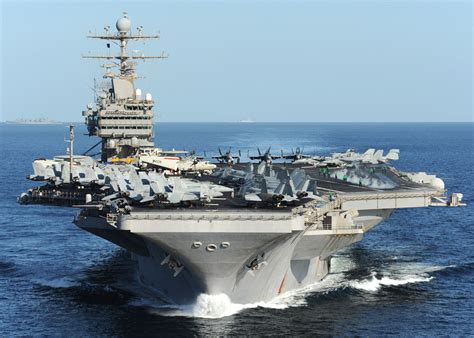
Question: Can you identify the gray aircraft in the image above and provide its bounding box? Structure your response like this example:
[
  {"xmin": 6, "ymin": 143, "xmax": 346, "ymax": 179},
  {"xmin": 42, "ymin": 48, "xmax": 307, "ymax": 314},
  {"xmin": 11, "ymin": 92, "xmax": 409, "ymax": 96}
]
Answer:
[
  {"xmin": 281, "ymin": 147, "xmax": 311, "ymax": 162},
  {"xmin": 212, "ymin": 147, "xmax": 241, "ymax": 165},
  {"xmin": 249, "ymin": 147, "xmax": 281, "ymax": 164},
  {"xmin": 294, "ymin": 148, "xmax": 400, "ymax": 168},
  {"xmin": 211, "ymin": 162, "xmax": 321, "ymax": 206},
  {"xmin": 330, "ymin": 148, "xmax": 400, "ymax": 164}
]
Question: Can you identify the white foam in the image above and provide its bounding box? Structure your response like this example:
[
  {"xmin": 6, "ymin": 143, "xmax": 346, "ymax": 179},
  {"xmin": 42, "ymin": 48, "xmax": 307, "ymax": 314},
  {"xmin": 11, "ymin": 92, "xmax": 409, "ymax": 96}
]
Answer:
[
  {"xmin": 132, "ymin": 255, "xmax": 352, "ymax": 318},
  {"xmin": 133, "ymin": 259, "xmax": 447, "ymax": 318},
  {"xmin": 350, "ymin": 272, "xmax": 433, "ymax": 292},
  {"xmin": 187, "ymin": 294, "xmax": 255, "ymax": 318},
  {"xmin": 140, "ymin": 270, "xmax": 348, "ymax": 319},
  {"xmin": 145, "ymin": 294, "xmax": 260, "ymax": 318},
  {"xmin": 33, "ymin": 277, "xmax": 79, "ymax": 288},
  {"xmin": 330, "ymin": 254, "xmax": 356, "ymax": 274},
  {"xmin": 149, "ymin": 291, "xmax": 311, "ymax": 319}
]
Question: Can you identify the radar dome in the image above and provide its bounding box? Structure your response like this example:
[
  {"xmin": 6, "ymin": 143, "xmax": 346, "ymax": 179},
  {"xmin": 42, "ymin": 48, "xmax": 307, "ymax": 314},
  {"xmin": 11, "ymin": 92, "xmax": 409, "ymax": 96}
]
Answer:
[
  {"xmin": 116, "ymin": 14, "xmax": 131, "ymax": 33},
  {"xmin": 430, "ymin": 178, "xmax": 445, "ymax": 191}
]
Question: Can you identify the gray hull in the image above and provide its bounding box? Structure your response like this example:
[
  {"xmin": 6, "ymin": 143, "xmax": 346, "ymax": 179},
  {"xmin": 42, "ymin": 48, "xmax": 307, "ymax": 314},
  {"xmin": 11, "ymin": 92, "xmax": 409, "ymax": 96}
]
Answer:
[{"xmin": 75, "ymin": 208, "xmax": 391, "ymax": 304}]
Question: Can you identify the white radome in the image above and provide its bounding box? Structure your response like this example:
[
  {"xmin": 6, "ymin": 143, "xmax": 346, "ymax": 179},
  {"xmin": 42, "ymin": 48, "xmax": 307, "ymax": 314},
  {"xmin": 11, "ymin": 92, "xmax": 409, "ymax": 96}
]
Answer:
[
  {"xmin": 116, "ymin": 15, "xmax": 131, "ymax": 33},
  {"xmin": 430, "ymin": 177, "xmax": 445, "ymax": 190},
  {"xmin": 135, "ymin": 88, "xmax": 142, "ymax": 100}
]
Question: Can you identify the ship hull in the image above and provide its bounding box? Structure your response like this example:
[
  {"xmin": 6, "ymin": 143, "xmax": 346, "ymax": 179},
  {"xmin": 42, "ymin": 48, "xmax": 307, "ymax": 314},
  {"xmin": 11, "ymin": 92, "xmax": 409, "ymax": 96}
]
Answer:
[{"xmin": 75, "ymin": 208, "xmax": 392, "ymax": 304}]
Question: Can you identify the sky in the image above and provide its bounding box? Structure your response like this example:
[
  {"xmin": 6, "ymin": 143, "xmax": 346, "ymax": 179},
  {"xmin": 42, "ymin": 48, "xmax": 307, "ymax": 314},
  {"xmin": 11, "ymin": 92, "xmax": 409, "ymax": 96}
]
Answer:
[{"xmin": 0, "ymin": 0, "xmax": 472, "ymax": 122}]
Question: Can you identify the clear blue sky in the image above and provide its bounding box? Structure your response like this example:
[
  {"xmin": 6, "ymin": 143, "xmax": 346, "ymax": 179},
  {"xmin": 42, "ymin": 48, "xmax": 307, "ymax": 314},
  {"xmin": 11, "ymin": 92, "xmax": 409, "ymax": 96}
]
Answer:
[{"xmin": 1, "ymin": 0, "xmax": 472, "ymax": 122}]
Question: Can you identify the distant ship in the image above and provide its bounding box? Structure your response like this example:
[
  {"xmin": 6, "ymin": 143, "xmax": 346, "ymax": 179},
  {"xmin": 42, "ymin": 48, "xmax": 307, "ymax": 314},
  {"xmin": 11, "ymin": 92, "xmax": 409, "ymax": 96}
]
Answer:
[
  {"xmin": 239, "ymin": 118, "xmax": 254, "ymax": 123},
  {"xmin": 5, "ymin": 118, "xmax": 62, "ymax": 125}
]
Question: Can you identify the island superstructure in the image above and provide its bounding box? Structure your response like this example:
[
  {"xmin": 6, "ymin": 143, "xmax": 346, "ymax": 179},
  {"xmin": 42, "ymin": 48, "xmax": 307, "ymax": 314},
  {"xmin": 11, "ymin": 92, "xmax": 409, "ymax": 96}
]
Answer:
[
  {"xmin": 18, "ymin": 14, "xmax": 465, "ymax": 305},
  {"xmin": 82, "ymin": 13, "xmax": 167, "ymax": 162}
]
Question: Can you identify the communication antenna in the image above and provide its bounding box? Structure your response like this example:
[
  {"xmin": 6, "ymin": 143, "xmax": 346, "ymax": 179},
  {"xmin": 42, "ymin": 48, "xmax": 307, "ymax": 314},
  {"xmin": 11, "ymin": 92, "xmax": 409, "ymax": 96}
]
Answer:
[
  {"xmin": 68, "ymin": 125, "xmax": 74, "ymax": 183},
  {"xmin": 83, "ymin": 12, "xmax": 168, "ymax": 79}
]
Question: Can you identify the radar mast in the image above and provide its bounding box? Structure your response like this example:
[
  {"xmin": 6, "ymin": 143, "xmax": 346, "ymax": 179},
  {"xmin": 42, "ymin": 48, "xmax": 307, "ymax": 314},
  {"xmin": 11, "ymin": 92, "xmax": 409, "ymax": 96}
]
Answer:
[
  {"xmin": 82, "ymin": 13, "xmax": 167, "ymax": 162},
  {"xmin": 84, "ymin": 12, "xmax": 167, "ymax": 79}
]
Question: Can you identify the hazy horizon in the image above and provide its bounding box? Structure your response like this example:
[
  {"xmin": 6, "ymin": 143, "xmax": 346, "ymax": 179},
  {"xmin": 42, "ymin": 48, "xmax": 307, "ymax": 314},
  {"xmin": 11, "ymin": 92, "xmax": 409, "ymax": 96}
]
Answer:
[
  {"xmin": 1, "ymin": 0, "xmax": 472, "ymax": 123},
  {"xmin": 5, "ymin": 119, "xmax": 474, "ymax": 123}
]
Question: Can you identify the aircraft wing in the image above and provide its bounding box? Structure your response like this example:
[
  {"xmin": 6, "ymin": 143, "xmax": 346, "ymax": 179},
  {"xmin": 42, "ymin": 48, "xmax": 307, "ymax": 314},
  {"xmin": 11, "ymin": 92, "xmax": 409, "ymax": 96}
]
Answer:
[
  {"xmin": 244, "ymin": 193, "xmax": 262, "ymax": 202},
  {"xmin": 160, "ymin": 150, "xmax": 188, "ymax": 155},
  {"xmin": 167, "ymin": 191, "xmax": 199, "ymax": 204}
]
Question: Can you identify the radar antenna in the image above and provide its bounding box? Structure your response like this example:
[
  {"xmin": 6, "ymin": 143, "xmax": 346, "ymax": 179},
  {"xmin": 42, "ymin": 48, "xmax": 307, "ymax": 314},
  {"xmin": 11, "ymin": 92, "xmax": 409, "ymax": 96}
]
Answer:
[{"xmin": 83, "ymin": 12, "xmax": 168, "ymax": 79}]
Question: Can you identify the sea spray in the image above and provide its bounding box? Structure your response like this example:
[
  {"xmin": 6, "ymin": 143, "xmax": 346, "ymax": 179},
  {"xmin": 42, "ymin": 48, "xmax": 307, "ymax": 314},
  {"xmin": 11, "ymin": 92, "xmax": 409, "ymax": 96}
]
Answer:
[
  {"xmin": 350, "ymin": 271, "xmax": 433, "ymax": 292},
  {"xmin": 135, "ymin": 259, "xmax": 451, "ymax": 319}
]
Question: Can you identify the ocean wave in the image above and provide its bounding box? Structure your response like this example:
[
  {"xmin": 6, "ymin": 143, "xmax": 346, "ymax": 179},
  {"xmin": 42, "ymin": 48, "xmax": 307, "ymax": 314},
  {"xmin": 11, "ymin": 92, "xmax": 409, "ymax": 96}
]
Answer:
[
  {"xmin": 32, "ymin": 277, "xmax": 80, "ymax": 289},
  {"xmin": 349, "ymin": 272, "xmax": 432, "ymax": 292},
  {"xmin": 387, "ymin": 262, "xmax": 457, "ymax": 275},
  {"xmin": 33, "ymin": 276, "xmax": 131, "ymax": 305},
  {"xmin": 0, "ymin": 260, "xmax": 17, "ymax": 275},
  {"xmin": 429, "ymin": 262, "xmax": 473, "ymax": 277},
  {"xmin": 347, "ymin": 262, "xmax": 461, "ymax": 292},
  {"xmin": 130, "ymin": 259, "xmax": 454, "ymax": 318},
  {"xmin": 134, "ymin": 266, "xmax": 349, "ymax": 319},
  {"xmin": 137, "ymin": 293, "xmax": 293, "ymax": 319}
]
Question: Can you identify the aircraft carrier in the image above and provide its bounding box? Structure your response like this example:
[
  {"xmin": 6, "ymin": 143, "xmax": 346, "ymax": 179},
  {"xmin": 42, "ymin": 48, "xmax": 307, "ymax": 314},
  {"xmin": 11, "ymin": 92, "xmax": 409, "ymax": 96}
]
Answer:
[{"xmin": 19, "ymin": 14, "xmax": 465, "ymax": 305}]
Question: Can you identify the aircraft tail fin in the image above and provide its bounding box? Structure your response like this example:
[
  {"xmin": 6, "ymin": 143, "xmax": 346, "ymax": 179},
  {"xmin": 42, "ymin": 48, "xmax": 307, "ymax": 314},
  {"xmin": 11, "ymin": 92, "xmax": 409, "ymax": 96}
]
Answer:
[
  {"xmin": 374, "ymin": 149, "xmax": 384, "ymax": 160},
  {"xmin": 363, "ymin": 148, "xmax": 376, "ymax": 156},
  {"xmin": 386, "ymin": 149, "xmax": 400, "ymax": 161}
]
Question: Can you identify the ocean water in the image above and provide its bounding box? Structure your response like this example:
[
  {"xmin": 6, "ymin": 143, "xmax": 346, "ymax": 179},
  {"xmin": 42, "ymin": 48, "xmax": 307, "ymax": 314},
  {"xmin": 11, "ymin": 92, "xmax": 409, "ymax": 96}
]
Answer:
[{"xmin": 0, "ymin": 122, "xmax": 472, "ymax": 336}]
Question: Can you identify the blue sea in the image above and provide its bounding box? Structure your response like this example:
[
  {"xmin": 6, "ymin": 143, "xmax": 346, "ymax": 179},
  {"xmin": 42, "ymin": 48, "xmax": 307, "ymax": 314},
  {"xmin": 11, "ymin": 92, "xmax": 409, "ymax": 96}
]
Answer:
[{"xmin": 0, "ymin": 122, "xmax": 472, "ymax": 336}]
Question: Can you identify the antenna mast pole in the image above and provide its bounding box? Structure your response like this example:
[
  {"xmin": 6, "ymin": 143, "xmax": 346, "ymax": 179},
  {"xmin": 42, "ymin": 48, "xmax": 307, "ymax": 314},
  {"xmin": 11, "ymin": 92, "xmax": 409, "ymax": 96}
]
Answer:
[
  {"xmin": 69, "ymin": 125, "xmax": 74, "ymax": 183},
  {"xmin": 83, "ymin": 12, "xmax": 168, "ymax": 79}
]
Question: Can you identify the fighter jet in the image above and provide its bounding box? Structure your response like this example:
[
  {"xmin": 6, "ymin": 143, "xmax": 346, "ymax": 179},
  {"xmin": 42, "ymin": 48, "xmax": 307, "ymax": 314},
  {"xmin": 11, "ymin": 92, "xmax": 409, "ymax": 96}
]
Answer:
[
  {"xmin": 249, "ymin": 147, "xmax": 281, "ymax": 164},
  {"xmin": 99, "ymin": 167, "xmax": 232, "ymax": 205},
  {"xmin": 337, "ymin": 148, "xmax": 400, "ymax": 164},
  {"xmin": 138, "ymin": 149, "xmax": 216, "ymax": 174},
  {"xmin": 281, "ymin": 147, "xmax": 311, "ymax": 162},
  {"xmin": 28, "ymin": 159, "xmax": 57, "ymax": 181},
  {"xmin": 295, "ymin": 148, "xmax": 400, "ymax": 168},
  {"xmin": 379, "ymin": 149, "xmax": 400, "ymax": 162},
  {"xmin": 212, "ymin": 147, "xmax": 241, "ymax": 165},
  {"xmin": 176, "ymin": 154, "xmax": 216, "ymax": 173},
  {"xmin": 229, "ymin": 164, "xmax": 321, "ymax": 206}
]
